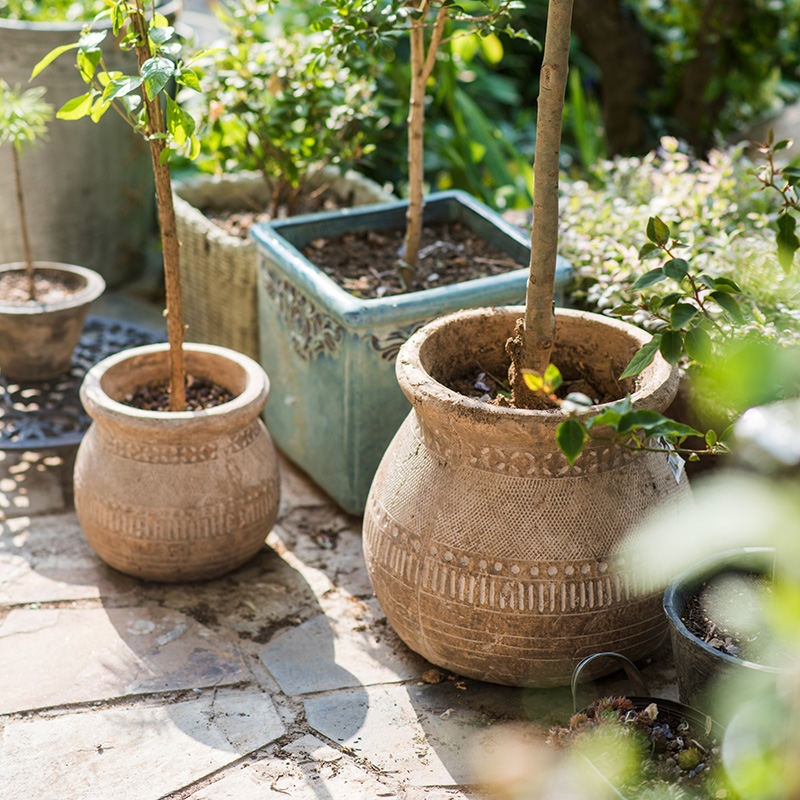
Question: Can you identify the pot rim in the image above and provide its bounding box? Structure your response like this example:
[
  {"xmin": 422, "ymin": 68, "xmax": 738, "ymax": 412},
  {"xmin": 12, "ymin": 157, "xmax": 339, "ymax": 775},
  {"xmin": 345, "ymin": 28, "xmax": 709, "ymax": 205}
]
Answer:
[
  {"xmin": 663, "ymin": 546, "xmax": 785, "ymax": 674},
  {"xmin": 80, "ymin": 342, "xmax": 269, "ymax": 425},
  {"xmin": 396, "ymin": 305, "xmax": 677, "ymax": 421},
  {"xmin": 0, "ymin": 262, "xmax": 105, "ymax": 315}
]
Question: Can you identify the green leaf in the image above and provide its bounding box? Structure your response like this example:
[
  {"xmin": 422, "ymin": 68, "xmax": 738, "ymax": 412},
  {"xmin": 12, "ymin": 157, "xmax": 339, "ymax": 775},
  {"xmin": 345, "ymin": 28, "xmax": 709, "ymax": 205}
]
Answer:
[
  {"xmin": 165, "ymin": 95, "xmax": 195, "ymax": 147},
  {"xmin": 617, "ymin": 409, "xmax": 670, "ymax": 434},
  {"xmin": 705, "ymin": 429, "xmax": 718, "ymax": 447},
  {"xmin": 56, "ymin": 92, "xmax": 94, "ymax": 121},
  {"xmin": 148, "ymin": 25, "xmax": 175, "ymax": 44},
  {"xmin": 79, "ymin": 30, "xmax": 106, "ymax": 51},
  {"xmin": 773, "ymin": 139, "xmax": 793, "ymax": 153},
  {"xmin": 659, "ymin": 292, "xmax": 683, "ymax": 308},
  {"xmin": 90, "ymin": 95, "xmax": 110, "ymax": 122},
  {"xmin": 710, "ymin": 291, "xmax": 744, "ymax": 323},
  {"xmin": 684, "ymin": 326, "xmax": 713, "ymax": 363},
  {"xmin": 783, "ymin": 165, "xmax": 800, "ymax": 185},
  {"xmin": 522, "ymin": 370, "xmax": 544, "ymax": 392},
  {"xmin": 638, "ymin": 242, "xmax": 661, "ymax": 260},
  {"xmin": 31, "ymin": 43, "xmax": 79, "ymax": 79},
  {"xmin": 713, "ymin": 276, "xmax": 742, "ymax": 293},
  {"xmin": 176, "ymin": 68, "xmax": 201, "ymax": 92},
  {"xmin": 620, "ymin": 337, "xmax": 660, "ymax": 379},
  {"xmin": 670, "ymin": 303, "xmax": 698, "ymax": 330},
  {"xmin": 102, "ymin": 76, "xmax": 142, "ymax": 103},
  {"xmin": 543, "ymin": 363, "xmax": 562, "ymax": 391},
  {"xmin": 659, "ymin": 330, "xmax": 684, "ymax": 364},
  {"xmin": 77, "ymin": 48, "xmax": 102, "ymax": 82},
  {"xmin": 631, "ymin": 268, "xmax": 665, "ymax": 291},
  {"xmin": 776, "ymin": 211, "xmax": 800, "ymax": 272},
  {"xmin": 663, "ymin": 258, "xmax": 689, "ymax": 281},
  {"xmin": 609, "ymin": 303, "xmax": 638, "ymax": 317},
  {"xmin": 697, "ymin": 274, "xmax": 716, "ymax": 290},
  {"xmin": 556, "ymin": 420, "xmax": 585, "ymax": 466},
  {"xmin": 646, "ymin": 216, "xmax": 670, "ymax": 246},
  {"xmin": 141, "ymin": 56, "xmax": 175, "ymax": 101}
]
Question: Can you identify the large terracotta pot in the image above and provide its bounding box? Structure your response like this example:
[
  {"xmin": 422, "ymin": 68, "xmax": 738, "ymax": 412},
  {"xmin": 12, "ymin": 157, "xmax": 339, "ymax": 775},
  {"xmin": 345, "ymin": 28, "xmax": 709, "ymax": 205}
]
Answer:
[
  {"xmin": 74, "ymin": 343, "xmax": 280, "ymax": 582},
  {"xmin": 0, "ymin": 262, "xmax": 105, "ymax": 382},
  {"xmin": 363, "ymin": 306, "xmax": 692, "ymax": 687}
]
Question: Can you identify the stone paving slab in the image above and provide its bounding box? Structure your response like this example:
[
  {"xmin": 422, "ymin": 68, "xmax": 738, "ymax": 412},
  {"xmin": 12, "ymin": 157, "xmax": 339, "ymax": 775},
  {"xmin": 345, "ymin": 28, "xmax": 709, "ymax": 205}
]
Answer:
[
  {"xmin": 259, "ymin": 598, "xmax": 430, "ymax": 695},
  {"xmin": 0, "ymin": 606, "xmax": 250, "ymax": 713},
  {"xmin": 0, "ymin": 511, "xmax": 139, "ymax": 604},
  {"xmin": 0, "ymin": 687, "xmax": 284, "ymax": 800}
]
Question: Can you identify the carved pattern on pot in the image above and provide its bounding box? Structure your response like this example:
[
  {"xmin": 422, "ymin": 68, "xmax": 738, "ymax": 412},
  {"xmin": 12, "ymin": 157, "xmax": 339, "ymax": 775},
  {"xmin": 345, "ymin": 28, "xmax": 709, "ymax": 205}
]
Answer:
[
  {"xmin": 262, "ymin": 270, "xmax": 343, "ymax": 360},
  {"xmin": 366, "ymin": 498, "xmax": 657, "ymax": 615},
  {"xmin": 79, "ymin": 484, "xmax": 276, "ymax": 542},
  {"xmin": 370, "ymin": 321, "xmax": 431, "ymax": 362},
  {"xmin": 413, "ymin": 416, "xmax": 634, "ymax": 476},
  {"xmin": 100, "ymin": 421, "xmax": 262, "ymax": 464}
]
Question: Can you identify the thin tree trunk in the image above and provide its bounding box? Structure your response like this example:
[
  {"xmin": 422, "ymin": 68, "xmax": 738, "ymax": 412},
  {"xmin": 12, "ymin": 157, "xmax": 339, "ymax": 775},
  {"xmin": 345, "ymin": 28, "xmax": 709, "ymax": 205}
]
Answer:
[
  {"xmin": 404, "ymin": 1, "xmax": 447, "ymax": 276},
  {"xmin": 12, "ymin": 147, "xmax": 36, "ymax": 301},
  {"xmin": 512, "ymin": 0, "xmax": 573, "ymax": 404},
  {"xmin": 572, "ymin": 0, "xmax": 659, "ymax": 155},
  {"xmin": 132, "ymin": 3, "xmax": 186, "ymax": 412}
]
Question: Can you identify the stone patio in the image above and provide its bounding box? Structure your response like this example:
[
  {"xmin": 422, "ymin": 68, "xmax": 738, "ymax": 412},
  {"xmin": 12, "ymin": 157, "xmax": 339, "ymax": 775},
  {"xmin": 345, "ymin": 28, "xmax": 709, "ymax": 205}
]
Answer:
[{"xmin": 0, "ymin": 380, "xmax": 680, "ymax": 799}]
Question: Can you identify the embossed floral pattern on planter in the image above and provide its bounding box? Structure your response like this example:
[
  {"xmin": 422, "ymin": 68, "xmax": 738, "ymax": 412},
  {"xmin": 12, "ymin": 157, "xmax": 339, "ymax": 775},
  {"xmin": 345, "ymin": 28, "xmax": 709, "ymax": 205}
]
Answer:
[{"xmin": 252, "ymin": 191, "xmax": 573, "ymax": 515}]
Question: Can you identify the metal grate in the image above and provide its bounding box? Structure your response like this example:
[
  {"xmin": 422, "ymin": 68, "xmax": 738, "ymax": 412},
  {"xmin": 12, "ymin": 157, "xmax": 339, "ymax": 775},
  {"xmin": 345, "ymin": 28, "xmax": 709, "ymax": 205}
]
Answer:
[{"xmin": 0, "ymin": 316, "xmax": 165, "ymax": 450}]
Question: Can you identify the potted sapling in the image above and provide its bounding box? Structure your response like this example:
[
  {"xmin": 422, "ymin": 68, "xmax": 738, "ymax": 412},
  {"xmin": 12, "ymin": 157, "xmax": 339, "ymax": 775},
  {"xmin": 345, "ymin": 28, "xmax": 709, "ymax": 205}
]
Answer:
[
  {"xmin": 35, "ymin": 0, "xmax": 280, "ymax": 582},
  {"xmin": 251, "ymin": 0, "xmax": 572, "ymax": 515},
  {"xmin": 361, "ymin": 0, "xmax": 693, "ymax": 688},
  {"xmin": 0, "ymin": 79, "xmax": 105, "ymax": 382},
  {"xmin": 174, "ymin": 0, "xmax": 392, "ymax": 361}
]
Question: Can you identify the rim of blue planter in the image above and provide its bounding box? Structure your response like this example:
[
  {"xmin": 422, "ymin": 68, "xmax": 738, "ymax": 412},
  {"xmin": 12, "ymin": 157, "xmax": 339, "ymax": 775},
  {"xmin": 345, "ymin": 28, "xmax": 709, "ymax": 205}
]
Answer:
[
  {"xmin": 663, "ymin": 546, "xmax": 784, "ymax": 674},
  {"xmin": 250, "ymin": 189, "xmax": 572, "ymax": 330}
]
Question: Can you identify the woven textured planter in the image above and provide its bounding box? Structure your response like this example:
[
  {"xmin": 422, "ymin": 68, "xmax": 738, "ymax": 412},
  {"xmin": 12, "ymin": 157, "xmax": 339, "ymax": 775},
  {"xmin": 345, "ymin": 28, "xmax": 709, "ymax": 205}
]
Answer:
[
  {"xmin": 74, "ymin": 343, "xmax": 280, "ymax": 582},
  {"xmin": 0, "ymin": 1, "xmax": 180, "ymax": 286},
  {"xmin": 0, "ymin": 262, "xmax": 105, "ymax": 381},
  {"xmin": 363, "ymin": 306, "xmax": 692, "ymax": 687},
  {"xmin": 174, "ymin": 168, "xmax": 394, "ymax": 360}
]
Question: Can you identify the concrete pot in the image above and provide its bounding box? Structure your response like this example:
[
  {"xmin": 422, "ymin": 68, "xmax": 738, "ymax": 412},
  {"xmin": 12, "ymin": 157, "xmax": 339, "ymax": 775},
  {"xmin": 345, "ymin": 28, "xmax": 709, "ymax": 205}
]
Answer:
[
  {"xmin": 663, "ymin": 547, "xmax": 786, "ymax": 720},
  {"xmin": 0, "ymin": 0, "xmax": 180, "ymax": 286},
  {"xmin": 74, "ymin": 343, "xmax": 280, "ymax": 582},
  {"xmin": 174, "ymin": 168, "xmax": 394, "ymax": 360},
  {"xmin": 252, "ymin": 190, "xmax": 573, "ymax": 515},
  {"xmin": 0, "ymin": 262, "xmax": 105, "ymax": 381},
  {"xmin": 363, "ymin": 306, "xmax": 692, "ymax": 687}
]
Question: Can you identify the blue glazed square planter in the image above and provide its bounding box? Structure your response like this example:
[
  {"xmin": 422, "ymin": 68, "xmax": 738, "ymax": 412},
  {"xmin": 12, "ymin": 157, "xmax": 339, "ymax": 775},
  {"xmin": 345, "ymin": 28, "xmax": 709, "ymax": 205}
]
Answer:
[{"xmin": 252, "ymin": 190, "xmax": 572, "ymax": 515}]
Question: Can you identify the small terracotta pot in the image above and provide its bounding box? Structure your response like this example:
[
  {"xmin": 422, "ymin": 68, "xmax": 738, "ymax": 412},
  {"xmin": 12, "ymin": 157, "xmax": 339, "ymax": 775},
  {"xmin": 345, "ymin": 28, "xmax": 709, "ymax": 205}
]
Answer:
[
  {"xmin": 74, "ymin": 343, "xmax": 280, "ymax": 582},
  {"xmin": 0, "ymin": 262, "xmax": 105, "ymax": 382},
  {"xmin": 363, "ymin": 307, "xmax": 692, "ymax": 687}
]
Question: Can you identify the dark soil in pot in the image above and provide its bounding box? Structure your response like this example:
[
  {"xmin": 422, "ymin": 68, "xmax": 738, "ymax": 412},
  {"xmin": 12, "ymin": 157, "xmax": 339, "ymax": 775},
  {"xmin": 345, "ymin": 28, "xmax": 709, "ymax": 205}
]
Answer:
[
  {"xmin": 302, "ymin": 221, "xmax": 523, "ymax": 299},
  {"xmin": 124, "ymin": 375, "xmax": 235, "ymax": 411},
  {"xmin": 681, "ymin": 570, "xmax": 774, "ymax": 662}
]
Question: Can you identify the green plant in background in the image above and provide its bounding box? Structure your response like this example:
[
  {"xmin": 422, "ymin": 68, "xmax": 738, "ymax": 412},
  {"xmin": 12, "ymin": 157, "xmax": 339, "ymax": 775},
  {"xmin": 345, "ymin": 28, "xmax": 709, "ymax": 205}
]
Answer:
[
  {"xmin": 192, "ymin": 0, "xmax": 380, "ymax": 217},
  {"xmin": 316, "ymin": 0, "xmax": 534, "ymax": 282},
  {"xmin": 0, "ymin": 0, "xmax": 106, "ymax": 22},
  {"xmin": 34, "ymin": 0, "xmax": 215, "ymax": 410},
  {"xmin": 0, "ymin": 80, "xmax": 53, "ymax": 301}
]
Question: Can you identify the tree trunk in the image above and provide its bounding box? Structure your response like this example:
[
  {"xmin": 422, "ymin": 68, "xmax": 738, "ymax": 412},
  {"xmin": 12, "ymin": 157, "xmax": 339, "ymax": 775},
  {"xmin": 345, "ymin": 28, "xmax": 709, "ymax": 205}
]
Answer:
[
  {"xmin": 12, "ymin": 147, "xmax": 36, "ymax": 301},
  {"xmin": 510, "ymin": 0, "xmax": 573, "ymax": 406},
  {"xmin": 572, "ymin": 0, "xmax": 660, "ymax": 155},
  {"xmin": 132, "ymin": 3, "xmax": 186, "ymax": 412},
  {"xmin": 404, "ymin": 6, "xmax": 426, "ymax": 274},
  {"xmin": 672, "ymin": 0, "xmax": 748, "ymax": 153}
]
